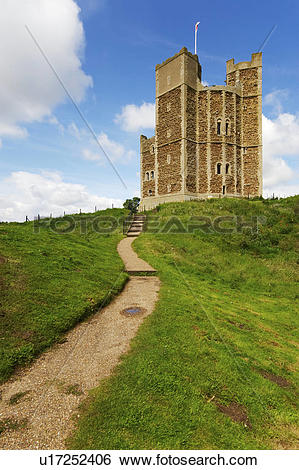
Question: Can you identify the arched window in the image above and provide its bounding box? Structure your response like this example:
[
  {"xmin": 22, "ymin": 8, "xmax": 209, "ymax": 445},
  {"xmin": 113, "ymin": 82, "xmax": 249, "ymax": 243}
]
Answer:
[
  {"xmin": 151, "ymin": 170, "xmax": 155, "ymax": 180},
  {"xmin": 217, "ymin": 119, "xmax": 221, "ymax": 135},
  {"xmin": 146, "ymin": 172, "xmax": 149, "ymax": 181},
  {"xmin": 222, "ymin": 185, "xmax": 226, "ymax": 195},
  {"xmin": 148, "ymin": 189, "xmax": 153, "ymax": 196},
  {"xmin": 216, "ymin": 163, "xmax": 222, "ymax": 175},
  {"xmin": 225, "ymin": 163, "xmax": 230, "ymax": 174},
  {"xmin": 225, "ymin": 120, "xmax": 229, "ymax": 136}
]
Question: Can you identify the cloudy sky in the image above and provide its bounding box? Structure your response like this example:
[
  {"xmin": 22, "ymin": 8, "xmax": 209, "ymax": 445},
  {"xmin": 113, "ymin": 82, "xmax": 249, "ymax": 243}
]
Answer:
[{"xmin": 0, "ymin": 0, "xmax": 298, "ymax": 221}]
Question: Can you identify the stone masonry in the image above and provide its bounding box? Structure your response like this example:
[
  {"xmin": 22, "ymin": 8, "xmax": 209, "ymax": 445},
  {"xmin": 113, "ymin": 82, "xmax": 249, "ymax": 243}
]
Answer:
[{"xmin": 140, "ymin": 47, "xmax": 262, "ymax": 210}]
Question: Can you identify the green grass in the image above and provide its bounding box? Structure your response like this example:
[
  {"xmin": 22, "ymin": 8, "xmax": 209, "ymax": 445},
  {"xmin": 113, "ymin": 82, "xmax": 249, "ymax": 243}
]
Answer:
[
  {"xmin": 69, "ymin": 196, "xmax": 299, "ymax": 450},
  {"xmin": 0, "ymin": 208, "xmax": 129, "ymax": 382}
]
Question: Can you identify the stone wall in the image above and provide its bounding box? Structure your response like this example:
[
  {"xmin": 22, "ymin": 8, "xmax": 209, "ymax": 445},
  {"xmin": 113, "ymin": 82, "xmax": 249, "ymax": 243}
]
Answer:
[
  {"xmin": 226, "ymin": 70, "xmax": 236, "ymax": 87},
  {"xmin": 210, "ymin": 143, "xmax": 223, "ymax": 194},
  {"xmin": 186, "ymin": 87, "xmax": 197, "ymax": 141},
  {"xmin": 198, "ymin": 143, "xmax": 208, "ymax": 193},
  {"xmin": 156, "ymin": 87, "xmax": 181, "ymax": 146},
  {"xmin": 198, "ymin": 91, "xmax": 208, "ymax": 141},
  {"xmin": 157, "ymin": 141, "xmax": 182, "ymax": 194},
  {"xmin": 186, "ymin": 141, "xmax": 197, "ymax": 193},
  {"xmin": 242, "ymin": 96, "xmax": 259, "ymax": 146},
  {"xmin": 236, "ymin": 95, "xmax": 242, "ymax": 146},
  {"xmin": 239, "ymin": 67, "xmax": 258, "ymax": 95},
  {"xmin": 225, "ymin": 143, "xmax": 235, "ymax": 194},
  {"xmin": 236, "ymin": 147, "xmax": 242, "ymax": 194},
  {"xmin": 209, "ymin": 91, "xmax": 223, "ymax": 141},
  {"xmin": 141, "ymin": 136, "xmax": 155, "ymax": 198},
  {"xmin": 243, "ymin": 148, "xmax": 260, "ymax": 197},
  {"xmin": 224, "ymin": 92, "xmax": 235, "ymax": 145}
]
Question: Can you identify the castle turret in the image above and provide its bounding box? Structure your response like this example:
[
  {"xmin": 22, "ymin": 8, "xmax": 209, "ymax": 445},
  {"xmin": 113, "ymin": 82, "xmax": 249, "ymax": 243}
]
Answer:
[{"xmin": 226, "ymin": 53, "xmax": 263, "ymax": 197}]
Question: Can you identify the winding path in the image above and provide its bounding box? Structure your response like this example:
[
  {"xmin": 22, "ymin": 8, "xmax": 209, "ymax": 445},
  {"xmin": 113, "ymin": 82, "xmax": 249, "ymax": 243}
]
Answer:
[{"xmin": 0, "ymin": 236, "xmax": 160, "ymax": 449}]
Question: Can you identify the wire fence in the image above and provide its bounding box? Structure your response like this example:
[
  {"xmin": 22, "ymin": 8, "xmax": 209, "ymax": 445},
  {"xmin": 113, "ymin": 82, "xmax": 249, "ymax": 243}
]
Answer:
[{"xmin": 24, "ymin": 204, "xmax": 116, "ymax": 223}]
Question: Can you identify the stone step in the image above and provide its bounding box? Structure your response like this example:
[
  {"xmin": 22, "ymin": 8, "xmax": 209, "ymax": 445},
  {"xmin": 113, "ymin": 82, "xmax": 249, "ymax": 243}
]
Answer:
[
  {"xmin": 125, "ymin": 215, "xmax": 146, "ymax": 238},
  {"xmin": 127, "ymin": 231, "xmax": 141, "ymax": 237}
]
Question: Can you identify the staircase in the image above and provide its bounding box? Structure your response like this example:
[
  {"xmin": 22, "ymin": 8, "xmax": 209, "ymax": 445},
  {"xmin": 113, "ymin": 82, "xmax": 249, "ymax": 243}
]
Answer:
[{"xmin": 126, "ymin": 213, "xmax": 146, "ymax": 237}]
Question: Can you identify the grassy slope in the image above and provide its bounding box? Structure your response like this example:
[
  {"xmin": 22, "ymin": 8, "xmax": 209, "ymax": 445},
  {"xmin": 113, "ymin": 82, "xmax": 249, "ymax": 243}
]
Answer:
[
  {"xmin": 0, "ymin": 208, "xmax": 128, "ymax": 382},
  {"xmin": 70, "ymin": 197, "xmax": 298, "ymax": 450}
]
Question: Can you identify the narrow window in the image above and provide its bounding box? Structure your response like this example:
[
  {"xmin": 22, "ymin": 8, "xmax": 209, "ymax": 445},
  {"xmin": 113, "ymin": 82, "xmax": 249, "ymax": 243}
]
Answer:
[
  {"xmin": 148, "ymin": 189, "xmax": 152, "ymax": 196},
  {"xmin": 152, "ymin": 145, "xmax": 155, "ymax": 154},
  {"xmin": 222, "ymin": 185, "xmax": 226, "ymax": 195},
  {"xmin": 167, "ymin": 184, "xmax": 171, "ymax": 193},
  {"xmin": 151, "ymin": 170, "xmax": 154, "ymax": 180},
  {"xmin": 225, "ymin": 121, "xmax": 229, "ymax": 135},
  {"xmin": 167, "ymin": 154, "xmax": 171, "ymax": 164},
  {"xmin": 217, "ymin": 120, "xmax": 221, "ymax": 135},
  {"xmin": 216, "ymin": 163, "xmax": 222, "ymax": 175},
  {"xmin": 226, "ymin": 163, "xmax": 230, "ymax": 174},
  {"xmin": 146, "ymin": 172, "xmax": 149, "ymax": 181}
]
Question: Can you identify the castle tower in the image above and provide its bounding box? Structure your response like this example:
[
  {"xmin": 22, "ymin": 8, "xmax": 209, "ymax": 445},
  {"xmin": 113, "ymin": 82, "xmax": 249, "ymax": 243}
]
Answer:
[{"xmin": 140, "ymin": 48, "xmax": 262, "ymax": 210}]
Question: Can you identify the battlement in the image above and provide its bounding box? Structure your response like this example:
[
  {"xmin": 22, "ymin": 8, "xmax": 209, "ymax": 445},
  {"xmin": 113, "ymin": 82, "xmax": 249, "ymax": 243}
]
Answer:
[{"xmin": 226, "ymin": 52, "xmax": 262, "ymax": 74}]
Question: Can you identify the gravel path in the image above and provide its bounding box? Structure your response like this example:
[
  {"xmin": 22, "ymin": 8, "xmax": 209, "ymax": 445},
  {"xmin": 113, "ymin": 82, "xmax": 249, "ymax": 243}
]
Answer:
[
  {"xmin": 0, "ymin": 238, "xmax": 160, "ymax": 449},
  {"xmin": 117, "ymin": 237, "xmax": 156, "ymax": 273}
]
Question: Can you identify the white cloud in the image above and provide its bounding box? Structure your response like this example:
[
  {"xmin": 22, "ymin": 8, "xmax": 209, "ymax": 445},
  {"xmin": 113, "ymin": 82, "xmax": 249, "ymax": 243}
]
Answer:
[
  {"xmin": 68, "ymin": 122, "xmax": 85, "ymax": 140},
  {"xmin": 48, "ymin": 116, "xmax": 65, "ymax": 134},
  {"xmin": 262, "ymin": 111, "xmax": 299, "ymax": 195},
  {"xmin": 263, "ymin": 112, "xmax": 299, "ymax": 159},
  {"xmin": 82, "ymin": 148, "xmax": 103, "ymax": 163},
  {"xmin": 263, "ymin": 89, "xmax": 288, "ymax": 115},
  {"xmin": 115, "ymin": 103, "xmax": 155, "ymax": 132},
  {"xmin": 0, "ymin": 171, "xmax": 123, "ymax": 222},
  {"xmin": 82, "ymin": 132, "xmax": 136, "ymax": 164},
  {"xmin": 0, "ymin": 0, "xmax": 92, "ymax": 143}
]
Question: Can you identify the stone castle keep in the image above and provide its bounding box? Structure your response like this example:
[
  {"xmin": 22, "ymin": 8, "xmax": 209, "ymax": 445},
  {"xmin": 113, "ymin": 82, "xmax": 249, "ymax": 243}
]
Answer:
[{"xmin": 140, "ymin": 47, "xmax": 262, "ymax": 210}]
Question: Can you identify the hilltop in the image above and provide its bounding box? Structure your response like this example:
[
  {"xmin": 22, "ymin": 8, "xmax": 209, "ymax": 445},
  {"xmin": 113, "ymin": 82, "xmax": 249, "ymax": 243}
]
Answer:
[{"xmin": 70, "ymin": 196, "xmax": 299, "ymax": 449}]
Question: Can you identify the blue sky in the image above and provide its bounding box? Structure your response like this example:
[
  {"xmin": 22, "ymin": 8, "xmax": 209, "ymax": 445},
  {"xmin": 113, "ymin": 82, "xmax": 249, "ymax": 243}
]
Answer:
[{"xmin": 0, "ymin": 0, "xmax": 298, "ymax": 221}]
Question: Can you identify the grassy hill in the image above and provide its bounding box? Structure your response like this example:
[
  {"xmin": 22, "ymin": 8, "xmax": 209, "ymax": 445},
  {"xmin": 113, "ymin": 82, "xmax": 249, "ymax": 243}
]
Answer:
[
  {"xmin": 0, "ymin": 208, "xmax": 128, "ymax": 382},
  {"xmin": 70, "ymin": 196, "xmax": 298, "ymax": 449}
]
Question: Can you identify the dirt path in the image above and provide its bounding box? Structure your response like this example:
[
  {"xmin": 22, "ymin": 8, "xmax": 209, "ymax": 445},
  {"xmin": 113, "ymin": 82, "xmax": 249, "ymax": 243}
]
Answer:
[{"xmin": 0, "ymin": 238, "xmax": 160, "ymax": 449}]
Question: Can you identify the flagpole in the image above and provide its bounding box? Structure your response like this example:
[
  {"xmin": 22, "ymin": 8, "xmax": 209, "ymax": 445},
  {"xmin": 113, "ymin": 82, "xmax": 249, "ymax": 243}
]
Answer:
[{"xmin": 195, "ymin": 21, "xmax": 200, "ymax": 56}]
